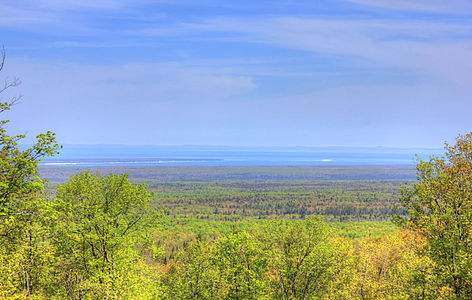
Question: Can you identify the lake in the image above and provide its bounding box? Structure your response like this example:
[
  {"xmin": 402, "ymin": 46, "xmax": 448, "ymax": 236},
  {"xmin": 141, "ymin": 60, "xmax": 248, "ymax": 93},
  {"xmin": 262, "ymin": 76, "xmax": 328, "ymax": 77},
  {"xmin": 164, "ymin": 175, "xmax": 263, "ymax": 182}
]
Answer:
[{"xmin": 40, "ymin": 145, "xmax": 443, "ymax": 166}]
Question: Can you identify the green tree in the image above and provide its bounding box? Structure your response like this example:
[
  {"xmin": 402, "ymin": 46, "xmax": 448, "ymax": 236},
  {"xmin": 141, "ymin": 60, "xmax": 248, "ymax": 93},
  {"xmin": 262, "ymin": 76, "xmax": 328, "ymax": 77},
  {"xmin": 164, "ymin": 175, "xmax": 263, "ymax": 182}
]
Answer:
[
  {"xmin": 214, "ymin": 231, "xmax": 270, "ymax": 299},
  {"xmin": 349, "ymin": 230, "xmax": 433, "ymax": 299},
  {"xmin": 162, "ymin": 238, "xmax": 223, "ymax": 299},
  {"xmin": 397, "ymin": 132, "xmax": 472, "ymax": 298},
  {"xmin": 0, "ymin": 47, "xmax": 60, "ymax": 214},
  {"xmin": 50, "ymin": 171, "xmax": 160, "ymax": 299},
  {"xmin": 0, "ymin": 46, "xmax": 61, "ymax": 298},
  {"xmin": 260, "ymin": 217, "xmax": 336, "ymax": 299}
]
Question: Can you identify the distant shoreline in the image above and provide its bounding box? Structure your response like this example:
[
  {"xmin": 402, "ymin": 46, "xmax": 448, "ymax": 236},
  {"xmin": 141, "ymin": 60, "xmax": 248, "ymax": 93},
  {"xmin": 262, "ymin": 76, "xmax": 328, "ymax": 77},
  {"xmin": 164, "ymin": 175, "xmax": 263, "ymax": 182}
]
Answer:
[{"xmin": 38, "ymin": 145, "xmax": 443, "ymax": 167}]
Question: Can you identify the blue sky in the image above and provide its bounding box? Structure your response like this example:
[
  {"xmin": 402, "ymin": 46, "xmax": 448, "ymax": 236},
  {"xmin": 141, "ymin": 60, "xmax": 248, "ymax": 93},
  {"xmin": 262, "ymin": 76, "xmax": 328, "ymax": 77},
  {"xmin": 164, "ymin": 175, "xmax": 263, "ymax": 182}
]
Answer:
[{"xmin": 1, "ymin": 0, "xmax": 471, "ymax": 147}]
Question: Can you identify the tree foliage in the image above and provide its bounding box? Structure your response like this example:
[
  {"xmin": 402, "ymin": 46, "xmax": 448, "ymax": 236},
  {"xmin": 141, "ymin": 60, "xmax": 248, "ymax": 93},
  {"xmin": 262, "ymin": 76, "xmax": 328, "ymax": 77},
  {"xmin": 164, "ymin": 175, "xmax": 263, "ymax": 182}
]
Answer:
[
  {"xmin": 4, "ymin": 46, "xmax": 472, "ymax": 299},
  {"xmin": 0, "ymin": 46, "xmax": 61, "ymax": 298},
  {"xmin": 50, "ymin": 171, "xmax": 160, "ymax": 298},
  {"xmin": 261, "ymin": 217, "xmax": 336, "ymax": 299},
  {"xmin": 397, "ymin": 132, "xmax": 472, "ymax": 298},
  {"xmin": 0, "ymin": 47, "xmax": 60, "ymax": 213}
]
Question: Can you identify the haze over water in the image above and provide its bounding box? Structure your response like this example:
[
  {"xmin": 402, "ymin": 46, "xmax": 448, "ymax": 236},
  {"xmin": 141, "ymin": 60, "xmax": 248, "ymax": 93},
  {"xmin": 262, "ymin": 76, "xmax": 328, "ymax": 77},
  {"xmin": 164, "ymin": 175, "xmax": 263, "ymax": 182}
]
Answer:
[{"xmin": 41, "ymin": 145, "xmax": 443, "ymax": 166}]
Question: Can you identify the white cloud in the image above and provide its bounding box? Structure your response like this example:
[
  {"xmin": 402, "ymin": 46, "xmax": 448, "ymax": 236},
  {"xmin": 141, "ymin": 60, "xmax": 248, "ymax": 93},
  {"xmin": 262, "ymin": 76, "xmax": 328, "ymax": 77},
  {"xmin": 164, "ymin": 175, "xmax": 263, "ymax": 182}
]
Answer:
[
  {"xmin": 131, "ymin": 16, "xmax": 472, "ymax": 85},
  {"xmin": 5, "ymin": 59, "xmax": 256, "ymax": 104},
  {"xmin": 0, "ymin": 3, "xmax": 54, "ymax": 26},
  {"xmin": 4, "ymin": 0, "xmax": 150, "ymax": 12},
  {"xmin": 345, "ymin": 0, "xmax": 472, "ymax": 14},
  {"xmin": 0, "ymin": 0, "xmax": 155, "ymax": 29}
]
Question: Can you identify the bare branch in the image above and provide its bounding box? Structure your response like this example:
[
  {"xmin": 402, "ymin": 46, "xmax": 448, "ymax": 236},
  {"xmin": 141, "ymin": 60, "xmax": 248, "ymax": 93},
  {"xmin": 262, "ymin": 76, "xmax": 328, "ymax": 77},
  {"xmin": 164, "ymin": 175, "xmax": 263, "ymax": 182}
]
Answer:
[
  {"xmin": 0, "ymin": 47, "xmax": 22, "ymax": 111},
  {"xmin": 0, "ymin": 46, "xmax": 5, "ymax": 72},
  {"xmin": 0, "ymin": 77, "xmax": 21, "ymax": 93}
]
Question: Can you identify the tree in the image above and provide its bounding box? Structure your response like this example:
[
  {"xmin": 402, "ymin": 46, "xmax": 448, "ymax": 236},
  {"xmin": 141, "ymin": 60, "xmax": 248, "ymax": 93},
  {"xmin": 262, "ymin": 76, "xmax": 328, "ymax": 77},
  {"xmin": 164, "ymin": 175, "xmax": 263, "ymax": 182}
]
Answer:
[
  {"xmin": 50, "ymin": 171, "xmax": 160, "ymax": 298},
  {"xmin": 349, "ymin": 230, "xmax": 433, "ymax": 299},
  {"xmin": 162, "ymin": 238, "xmax": 223, "ymax": 299},
  {"xmin": 0, "ymin": 46, "xmax": 60, "ymax": 213},
  {"xmin": 260, "ymin": 217, "xmax": 336, "ymax": 299},
  {"xmin": 214, "ymin": 231, "xmax": 270, "ymax": 299},
  {"xmin": 397, "ymin": 132, "xmax": 472, "ymax": 298},
  {"xmin": 0, "ymin": 46, "xmax": 61, "ymax": 298}
]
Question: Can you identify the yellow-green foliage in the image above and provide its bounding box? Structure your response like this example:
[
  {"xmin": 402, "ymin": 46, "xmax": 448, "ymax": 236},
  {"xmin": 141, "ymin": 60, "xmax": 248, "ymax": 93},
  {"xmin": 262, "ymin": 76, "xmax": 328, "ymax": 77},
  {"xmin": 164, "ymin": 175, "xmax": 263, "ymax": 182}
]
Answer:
[
  {"xmin": 0, "ymin": 85, "xmax": 60, "ymax": 297},
  {"xmin": 348, "ymin": 230, "xmax": 432, "ymax": 299},
  {"xmin": 1, "ymin": 73, "xmax": 472, "ymax": 300},
  {"xmin": 398, "ymin": 133, "xmax": 472, "ymax": 298},
  {"xmin": 49, "ymin": 171, "xmax": 162, "ymax": 299}
]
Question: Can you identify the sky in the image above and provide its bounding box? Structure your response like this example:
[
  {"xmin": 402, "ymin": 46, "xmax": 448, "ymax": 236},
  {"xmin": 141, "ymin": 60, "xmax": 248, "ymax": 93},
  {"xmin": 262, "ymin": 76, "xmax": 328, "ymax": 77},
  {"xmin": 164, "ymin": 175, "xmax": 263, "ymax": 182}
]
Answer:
[{"xmin": 0, "ymin": 0, "xmax": 471, "ymax": 147}]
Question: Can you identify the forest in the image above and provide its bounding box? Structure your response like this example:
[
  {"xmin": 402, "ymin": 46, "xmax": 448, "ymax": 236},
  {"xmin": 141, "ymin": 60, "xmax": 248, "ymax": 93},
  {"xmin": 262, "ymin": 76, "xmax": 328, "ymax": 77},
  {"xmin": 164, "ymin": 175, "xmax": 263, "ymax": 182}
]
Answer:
[
  {"xmin": 2, "ymin": 50, "xmax": 472, "ymax": 300},
  {"xmin": 3, "ymin": 115, "xmax": 472, "ymax": 299},
  {"xmin": 39, "ymin": 165, "xmax": 415, "ymax": 221}
]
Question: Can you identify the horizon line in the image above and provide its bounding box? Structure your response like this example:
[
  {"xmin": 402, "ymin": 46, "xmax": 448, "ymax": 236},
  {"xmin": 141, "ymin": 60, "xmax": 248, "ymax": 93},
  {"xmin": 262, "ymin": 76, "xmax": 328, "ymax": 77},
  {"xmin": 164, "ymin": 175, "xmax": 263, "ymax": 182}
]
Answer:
[{"xmin": 20, "ymin": 143, "xmax": 445, "ymax": 150}]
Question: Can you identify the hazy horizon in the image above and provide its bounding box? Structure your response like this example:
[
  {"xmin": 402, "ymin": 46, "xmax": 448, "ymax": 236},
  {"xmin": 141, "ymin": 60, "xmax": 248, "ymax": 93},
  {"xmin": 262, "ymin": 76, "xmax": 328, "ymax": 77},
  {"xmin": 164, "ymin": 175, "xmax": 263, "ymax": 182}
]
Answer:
[
  {"xmin": 36, "ymin": 144, "xmax": 444, "ymax": 166},
  {"xmin": 25, "ymin": 143, "xmax": 445, "ymax": 150}
]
